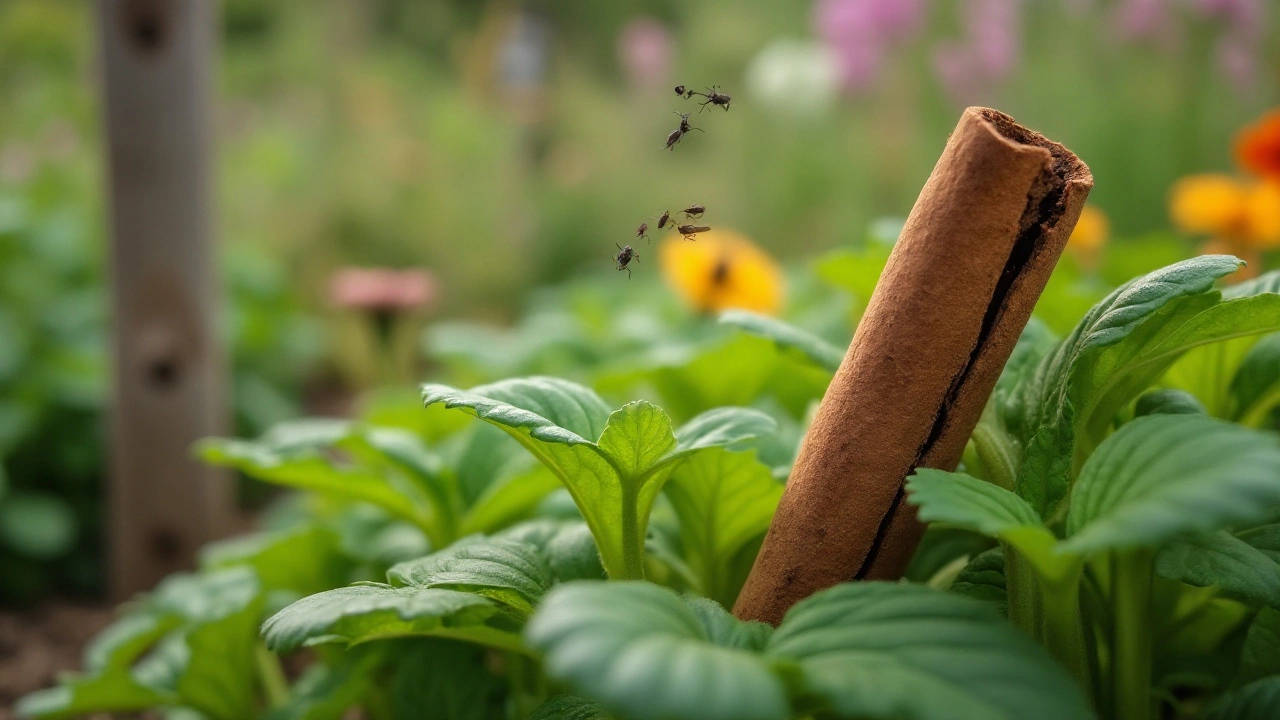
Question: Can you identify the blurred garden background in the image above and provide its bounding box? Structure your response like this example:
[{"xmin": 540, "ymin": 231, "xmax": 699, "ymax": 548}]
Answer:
[{"xmin": 0, "ymin": 0, "xmax": 1278, "ymax": 702}]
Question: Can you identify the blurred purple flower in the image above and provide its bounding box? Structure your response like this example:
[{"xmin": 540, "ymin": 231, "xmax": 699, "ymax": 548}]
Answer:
[
  {"xmin": 967, "ymin": 0, "xmax": 1021, "ymax": 78},
  {"xmin": 618, "ymin": 17, "xmax": 673, "ymax": 90},
  {"xmin": 1115, "ymin": 0, "xmax": 1169, "ymax": 39},
  {"xmin": 1191, "ymin": 0, "xmax": 1262, "ymax": 24},
  {"xmin": 812, "ymin": 0, "xmax": 928, "ymax": 91},
  {"xmin": 931, "ymin": 41, "xmax": 978, "ymax": 103},
  {"xmin": 930, "ymin": 0, "xmax": 1020, "ymax": 104},
  {"xmin": 1191, "ymin": 0, "xmax": 1265, "ymax": 92},
  {"xmin": 1216, "ymin": 34, "xmax": 1256, "ymax": 90}
]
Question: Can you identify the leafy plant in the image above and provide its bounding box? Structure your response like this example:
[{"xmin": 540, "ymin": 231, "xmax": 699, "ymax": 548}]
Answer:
[
  {"xmin": 420, "ymin": 377, "xmax": 776, "ymax": 580},
  {"xmin": 21, "ymin": 255, "xmax": 1280, "ymax": 720}
]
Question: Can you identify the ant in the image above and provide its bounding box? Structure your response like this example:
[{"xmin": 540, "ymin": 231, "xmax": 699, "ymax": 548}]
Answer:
[
  {"xmin": 674, "ymin": 111, "xmax": 702, "ymax": 134},
  {"xmin": 673, "ymin": 85, "xmax": 696, "ymax": 99},
  {"xmin": 676, "ymin": 224, "xmax": 710, "ymax": 241},
  {"xmin": 636, "ymin": 221, "xmax": 649, "ymax": 243},
  {"xmin": 662, "ymin": 113, "xmax": 703, "ymax": 150},
  {"xmin": 681, "ymin": 204, "xmax": 705, "ymax": 219},
  {"xmin": 656, "ymin": 209, "xmax": 672, "ymax": 230},
  {"xmin": 663, "ymin": 127, "xmax": 683, "ymax": 151},
  {"xmin": 614, "ymin": 243, "xmax": 638, "ymax": 278},
  {"xmin": 690, "ymin": 85, "xmax": 731, "ymax": 112}
]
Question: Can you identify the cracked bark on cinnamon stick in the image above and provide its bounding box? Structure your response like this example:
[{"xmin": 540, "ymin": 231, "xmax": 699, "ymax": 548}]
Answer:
[{"xmin": 733, "ymin": 107, "xmax": 1093, "ymax": 626}]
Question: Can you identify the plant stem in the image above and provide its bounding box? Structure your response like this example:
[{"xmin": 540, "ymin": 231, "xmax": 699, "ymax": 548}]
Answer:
[
  {"xmin": 1112, "ymin": 549, "xmax": 1154, "ymax": 720},
  {"xmin": 1038, "ymin": 569, "xmax": 1092, "ymax": 703},
  {"xmin": 618, "ymin": 486, "xmax": 646, "ymax": 580},
  {"xmin": 1002, "ymin": 543, "xmax": 1042, "ymax": 641},
  {"xmin": 970, "ymin": 422, "xmax": 1018, "ymax": 492},
  {"xmin": 254, "ymin": 642, "xmax": 289, "ymax": 709},
  {"xmin": 507, "ymin": 651, "xmax": 533, "ymax": 720},
  {"xmin": 1004, "ymin": 544, "xmax": 1094, "ymax": 707}
]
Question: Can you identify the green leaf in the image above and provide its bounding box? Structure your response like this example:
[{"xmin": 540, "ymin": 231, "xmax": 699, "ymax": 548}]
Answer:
[
  {"xmin": 147, "ymin": 568, "xmax": 265, "ymax": 720},
  {"xmin": 261, "ymin": 584, "xmax": 519, "ymax": 655},
  {"xmin": 903, "ymin": 526, "xmax": 997, "ymax": 584},
  {"xmin": 528, "ymin": 580, "xmax": 1091, "ymax": 720},
  {"xmin": 1239, "ymin": 524, "xmax": 1280, "ymax": 564},
  {"xmin": 451, "ymin": 421, "xmax": 532, "ymax": 506},
  {"xmin": 16, "ymin": 613, "xmax": 179, "ymax": 720},
  {"xmin": 425, "ymin": 376, "xmax": 611, "ymax": 443},
  {"xmin": 1018, "ymin": 256, "xmax": 1280, "ymax": 517},
  {"xmin": 596, "ymin": 401, "xmax": 677, "ymax": 477},
  {"xmin": 198, "ymin": 438, "xmax": 437, "ymax": 542},
  {"xmin": 498, "ymin": 521, "xmax": 605, "ymax": 583},
  {"xmin": 596, "ymin": 335, "xmax": 781, "ymax": 422},
  {"xmin": 82, "ymin": 612, "xmax": 180, "ymax": 673},
  {"xmin": 459, "ymin": 465, "xmax": 562, "ymax": 536},
  {"xmin": 390, "ymin": 639, "xmax": 506, "ymax": 720},
  {"xmin": 423, "ymin": 378, "xmax": 774, "ymax": 580},
  {"xmin": 1237, "ymin": 608, "xmax": 1280, "ymax": 685},
  {"xmin": 532, "ymin": 695, "xmax": 612, "ymax": 720},
  {"xmin": 718, "ymin": 310, "xmax": 844, "ymax": 373},
  {"xmin": 764, "ymin": 583, "xmax": 1095, "ymax": 720},
  {"xmin": 0, "ymin": 492, "xmax": 77, "ymax": 558},
  {"xmin": 15, "ymin": 676, "xmax": 169, "ymax": 720},
  {"xmin": 1231, "ymin": 334, "xmax": 1280, "ymax": 426},
  {"xmin": 814, "ymin": 244, "xmax": 890, "ymax": 320},
  {"xmin": 906, "ymin": 469, "xmax": 1070, "ymax": 581},
  {"xmin": 1134, "ymin": 389, "xmax": 1206, "ymax": 417},
  {"xmin": 526, "ymin": 581, "xmax": 789, "ymax": 720},
  {"xmin": 1223, "ymin": 271, "xmax": 1280, "ymax": 299},
  {"xmin": 682, "ymin": 594, "xmax": 773, "ymax": 650},
  {"xmin": 343, "ymin": 427, "xmax": 459, "ymax": 535},
  {"xmin": 18, "ymin": 570, "xmax": 262, "ymax": 720},
  {"xmin": 674, "ymin": 407, "xmax": 777, "ymax": 454},
  {"xmin": 1203, "ymin": 677, "xmax": 1280, "ymax": 720},
  {"xmin": 1062, "ymin": 415, "xmax": 1280, "ymax": 555},
  {"xmin": 951, "ymin": 547, "xmax": 1007, "ymax": 615},
  {"xmin": 386, "ymin": 537, "xmax": 552, "ymax": 617},
  {"xmin": 201, "ymin": 524, "xmax": 350, "ymax": 596},
  {"xmin": 169, "ymin": 598, "xmax": 263, "ymax": 720},
  {"xmin": 1155, "ymin": 532, "xmax": 1280, "ymax": 607},
  {"xmin": 664, "ymin": 449, "xmax": 782, "ymax": 606},
  {"xmin": 264, "ymin": 649, "xmax": 381, "ymax": 720}
]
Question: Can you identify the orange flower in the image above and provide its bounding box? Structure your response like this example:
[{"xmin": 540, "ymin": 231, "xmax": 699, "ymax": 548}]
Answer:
[
  {"xmin": 1169, "ymin": 174, "xmax": 1280, "ymax": 249},
  {"xmin": 659, "ymin": 229, "xmax": 784, "ymax": 315},
  {"xmin": 1235, "ymin": 109, "xmax": 1280, "ymax": 181}
]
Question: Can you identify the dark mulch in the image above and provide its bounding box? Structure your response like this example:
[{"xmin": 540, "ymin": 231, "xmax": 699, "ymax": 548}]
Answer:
[{"xmin": 0, "ymin": 601, "xmax": 114, "ymax": 720}]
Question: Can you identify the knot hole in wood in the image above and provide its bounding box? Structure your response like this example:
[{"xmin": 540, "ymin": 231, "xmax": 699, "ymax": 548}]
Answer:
[{"xmin": 121, "ymin": 0, "xmax": 171, "ymax": 57}]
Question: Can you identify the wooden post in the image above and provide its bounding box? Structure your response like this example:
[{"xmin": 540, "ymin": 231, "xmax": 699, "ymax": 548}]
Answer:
[{"xmin": 99, "ymin": 0, "xmax": 231, "ymax": 599}]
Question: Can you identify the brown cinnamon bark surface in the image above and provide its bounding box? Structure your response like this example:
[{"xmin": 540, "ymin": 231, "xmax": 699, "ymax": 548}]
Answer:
[{"xmin": 733, "ymin": 107, "xmax": 1093, "ymax": 625}]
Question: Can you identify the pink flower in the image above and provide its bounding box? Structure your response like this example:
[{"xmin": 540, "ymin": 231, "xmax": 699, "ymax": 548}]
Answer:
[
  {"xmin": 1217, "ymin": 33, "xmax": 1257, "ymax": 91},
  {"xmin": 967, "ymin": 0, "xmax": 1021, "ymax": 78},
  {"xmin": 930, "ymin": 0, "xmax": 1020, "ymax": 104},
  {"xmin": 618, "ymin": 17, "xmax": 673, "ymax": 90},
  {"xmin": 813, "ymin": 0, "xmax": 928, "ymax": 91},
  {"xmin": 1115, "ymin": 0, "xmax": 1169, "ymax": 39},
  {"xmin": 329, "ymin": 268, "xmax": 437, "ymax": 313},
  {"xmin": 1191, "ymin": 0, "xmax": 1262, "ymax": 24}
]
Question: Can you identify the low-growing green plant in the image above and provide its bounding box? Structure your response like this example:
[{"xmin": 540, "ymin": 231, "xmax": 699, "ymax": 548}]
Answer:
[{"xmin": 19, "ymin": 255, "xmax": 1280, "ymax": 720}]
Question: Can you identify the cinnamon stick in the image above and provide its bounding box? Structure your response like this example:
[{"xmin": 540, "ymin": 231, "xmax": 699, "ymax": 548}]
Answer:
[{"xmin": 733, "ymin": 107, "xmax": 1093, "ymax": 625}]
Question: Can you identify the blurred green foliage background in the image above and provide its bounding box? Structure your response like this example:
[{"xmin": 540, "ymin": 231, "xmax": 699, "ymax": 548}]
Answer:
[{"xmin": 0, "ymin": 0, "xmax": 1276, "ymax": 601}]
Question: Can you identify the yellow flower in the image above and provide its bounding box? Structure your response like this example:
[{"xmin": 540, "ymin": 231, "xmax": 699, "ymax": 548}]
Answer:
[
  {"xmin": 659, "ymin": 229, "xmax": 784, "ymax": 315},
  {"xmin": 1066, "ymin": 205, "xmax": 1109, "ymax": 270},
  {"xmin": 1068, "ymin": 205, "xmax": 1109, "ymax": 253},
  {"xmin": 1169, "ymin": 174, "xmax": 1280, "ymax": 249},
  {"xmin": 1244, "ymin": 181, "xmax": 1280, "ymax": 247}
]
